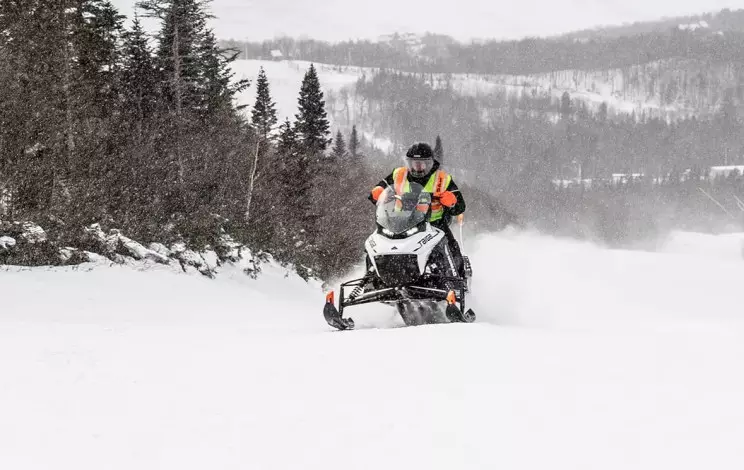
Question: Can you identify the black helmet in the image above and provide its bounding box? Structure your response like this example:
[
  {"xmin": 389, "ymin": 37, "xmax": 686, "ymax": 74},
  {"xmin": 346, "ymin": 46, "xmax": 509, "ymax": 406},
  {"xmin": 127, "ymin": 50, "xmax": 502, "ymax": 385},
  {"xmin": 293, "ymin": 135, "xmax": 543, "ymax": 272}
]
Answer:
[{"xmin": 405, "ymin": 142, "xmax": 434, "ymax": 177}]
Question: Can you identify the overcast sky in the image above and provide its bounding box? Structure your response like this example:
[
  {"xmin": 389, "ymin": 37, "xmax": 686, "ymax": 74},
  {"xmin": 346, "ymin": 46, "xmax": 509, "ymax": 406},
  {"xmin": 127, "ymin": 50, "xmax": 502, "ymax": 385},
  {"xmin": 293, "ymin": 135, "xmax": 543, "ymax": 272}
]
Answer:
[{"xmin": 112, "ymin": 0, "xmax": 743, "ymax": 42}]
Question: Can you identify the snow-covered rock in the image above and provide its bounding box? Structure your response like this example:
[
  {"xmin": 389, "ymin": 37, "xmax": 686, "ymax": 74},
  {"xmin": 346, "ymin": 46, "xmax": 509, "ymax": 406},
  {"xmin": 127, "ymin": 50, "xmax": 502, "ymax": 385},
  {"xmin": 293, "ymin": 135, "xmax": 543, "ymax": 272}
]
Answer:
[
  {"xmin": 111, "ymin": 230, "xmax": 170, "ymax": 264},
  {"xmin": 2, "ymin": 220, "xmax": 263, "ymax": 280},
  {"xmin": 83, "ymin": 224, "xmax": 169, "ymax": 265},
  {"xmin": 215, "ymin": 234, "xmax": 242, "ymax": 263},
  {"xmin": 148, "ymin": 243, "xmax": 172, "ymax": 258},
  {"xmin": 84, "ymin": 223, "xmax": 118, "ymax": 252},
  {"xmin": 0, "ymin": 236, "xmax": 16, "ymax": 251},
  {"xmin": 18, "ymin": 222, "xmax": 46, "ymax": 244}
]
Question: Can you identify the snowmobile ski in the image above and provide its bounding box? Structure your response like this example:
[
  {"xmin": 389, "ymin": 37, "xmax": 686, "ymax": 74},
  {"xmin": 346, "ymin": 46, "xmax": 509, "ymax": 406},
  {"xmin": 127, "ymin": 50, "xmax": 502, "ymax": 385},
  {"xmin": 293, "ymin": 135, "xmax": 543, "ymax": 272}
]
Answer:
[{"xmin": 324, "ymin": 291, "xmax": 355, "ymax": 331}]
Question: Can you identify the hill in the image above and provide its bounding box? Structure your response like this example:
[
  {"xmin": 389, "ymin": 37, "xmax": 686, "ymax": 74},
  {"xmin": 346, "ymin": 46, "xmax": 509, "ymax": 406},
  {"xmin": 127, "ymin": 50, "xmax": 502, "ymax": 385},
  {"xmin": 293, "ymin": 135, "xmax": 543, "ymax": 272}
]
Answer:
[{"xmin": 560, "ymin": 8, "xmax": 744, "ymax": 40}]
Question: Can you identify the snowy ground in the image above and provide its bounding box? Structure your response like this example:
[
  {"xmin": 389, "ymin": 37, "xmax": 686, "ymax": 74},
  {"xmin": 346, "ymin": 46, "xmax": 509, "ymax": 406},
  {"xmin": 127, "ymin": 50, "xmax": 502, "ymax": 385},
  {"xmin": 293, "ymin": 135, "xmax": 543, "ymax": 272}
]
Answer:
[
  {"xmin": 2, "ymin": 230, "xmax": 744, "ymax": 469},
  {"xmin": 232, "ymin": 60, "xmax": 365, "ymax": 123}
]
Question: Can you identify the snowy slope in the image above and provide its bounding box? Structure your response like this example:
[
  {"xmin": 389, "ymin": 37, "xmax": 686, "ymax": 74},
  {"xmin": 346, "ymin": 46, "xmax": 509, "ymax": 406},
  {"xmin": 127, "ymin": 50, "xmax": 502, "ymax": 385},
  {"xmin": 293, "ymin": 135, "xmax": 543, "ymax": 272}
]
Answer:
[
  {"xmin": 231, "ymin": 58, "xmax": 720, "ymax": 135},
  {"xmin": 232, "ymin": 60, "xmax": 365, "ymax": 123},
  {"xmin": 232, "ymin": 60, "xmax": 396, "ymax": 152},
  {"xmin": 2, "ymin": 230, "xmax": 744, "ymax": 469}
]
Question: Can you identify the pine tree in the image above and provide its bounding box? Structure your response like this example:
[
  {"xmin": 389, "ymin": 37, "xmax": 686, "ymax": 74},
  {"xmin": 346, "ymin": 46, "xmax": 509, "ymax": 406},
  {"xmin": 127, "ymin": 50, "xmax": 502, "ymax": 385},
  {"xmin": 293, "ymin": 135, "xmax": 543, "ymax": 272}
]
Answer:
[
  {"xmin": 331, "ymin": 130, "xmax": 347, "ymax": 159},
  {"xmin": 597, "ymin": 102, "xmax": 608, "ymax": 124},
  {"xmin": 348, "ymin": 125, "xmax": 360, "ymax": 158},
  {"xmin": 0, "ymin": 1, "xmax": 97, "ymax": 215},
  {"xmin": 295, "ymin": 64, "xmax": 331, "ymax": 156},
  {"xmin": 74, "ymin": 0, "xmax": 125, "ymax": 118},
  {"xmin": 560, "ymin": 91, "xmax": 572, "ymax": 120},
  {"xmin": 434, "ymin": 135, "xmax": 443, "ymax": 164},
  {"xmin": 198, "ymin": 28, "xmax": 249, "ymax": 117},
  {"xmin": 136, "ymin": 0, "xmax": 208, "ymax": 114},
  {"xmin": 251, "ymin": 67, "xmax": 278, "ymax": 140},
  {"xmin": 277, "ymin": 118, "xmax": 298, "ymax": 157},
  {"xmin": 121, "ymin": 14, "xmax": 160, "ymax": 136},
  {"xmin": 136, "ymin": 0, "xmax": 217, "ymax": 196},
  {"xmin": 275, "ymin": 117, "xmax": 315, "ymax": 278}
]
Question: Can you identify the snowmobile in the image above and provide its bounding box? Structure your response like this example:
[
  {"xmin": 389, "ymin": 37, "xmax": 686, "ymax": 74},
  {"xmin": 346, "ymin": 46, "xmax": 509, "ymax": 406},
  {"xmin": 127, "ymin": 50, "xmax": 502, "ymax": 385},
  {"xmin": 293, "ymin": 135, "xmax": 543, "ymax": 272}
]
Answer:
[{"xmin": 323, "ymin": 181, "xmax": 475, "ymax": 331}]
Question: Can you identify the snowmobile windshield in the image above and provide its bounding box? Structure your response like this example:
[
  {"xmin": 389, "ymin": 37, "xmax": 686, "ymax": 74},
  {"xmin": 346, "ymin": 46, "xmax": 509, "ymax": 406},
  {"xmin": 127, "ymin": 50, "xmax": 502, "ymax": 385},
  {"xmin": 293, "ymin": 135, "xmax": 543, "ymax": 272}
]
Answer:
[{"xmin": 375, "ymin": 182, "xmax": 431, "ymax": 234}]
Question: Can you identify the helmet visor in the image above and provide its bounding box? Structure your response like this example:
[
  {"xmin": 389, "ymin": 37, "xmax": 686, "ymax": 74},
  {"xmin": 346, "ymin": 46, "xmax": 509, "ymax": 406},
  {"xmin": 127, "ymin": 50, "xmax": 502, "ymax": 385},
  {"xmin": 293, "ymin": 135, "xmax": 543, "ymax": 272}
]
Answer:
[{"xmin": 406, "ymin": 156, "xmax": 433, "ymax": 176}]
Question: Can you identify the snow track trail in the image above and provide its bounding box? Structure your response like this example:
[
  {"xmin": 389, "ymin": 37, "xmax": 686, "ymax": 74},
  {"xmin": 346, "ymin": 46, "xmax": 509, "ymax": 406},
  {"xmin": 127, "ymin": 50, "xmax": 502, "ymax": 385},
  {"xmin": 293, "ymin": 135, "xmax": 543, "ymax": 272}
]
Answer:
[{"xmin": 2, "ymin": 231, "xmax": 744, "ymax": 470}]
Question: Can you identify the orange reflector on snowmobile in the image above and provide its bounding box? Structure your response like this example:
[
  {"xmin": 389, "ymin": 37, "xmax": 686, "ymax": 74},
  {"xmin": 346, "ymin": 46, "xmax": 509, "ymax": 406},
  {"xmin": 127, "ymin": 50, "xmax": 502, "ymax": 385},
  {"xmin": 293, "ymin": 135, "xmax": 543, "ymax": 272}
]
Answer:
[
  {"xmin": 326, "ymin": 291, "xmax": 334, "ymax": 304},
  {"xmin": 446, "ymin": 290, "xmax": 456, "ymax": 305},
  {"xmin": 416, "ymin": 203, "xmax": 428, "ymax": 213}
]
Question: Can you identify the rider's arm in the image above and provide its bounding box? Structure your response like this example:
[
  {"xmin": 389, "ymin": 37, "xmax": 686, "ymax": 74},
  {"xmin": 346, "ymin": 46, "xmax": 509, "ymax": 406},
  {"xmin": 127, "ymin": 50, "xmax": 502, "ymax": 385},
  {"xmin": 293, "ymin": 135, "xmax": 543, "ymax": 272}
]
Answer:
[
  {"xmin": 444, "ymin": 179, "xmax": 466, "ymax": 216},
  {"xmin": 368, "ymin": 172, "xmax": 395, "ymax": 204}
]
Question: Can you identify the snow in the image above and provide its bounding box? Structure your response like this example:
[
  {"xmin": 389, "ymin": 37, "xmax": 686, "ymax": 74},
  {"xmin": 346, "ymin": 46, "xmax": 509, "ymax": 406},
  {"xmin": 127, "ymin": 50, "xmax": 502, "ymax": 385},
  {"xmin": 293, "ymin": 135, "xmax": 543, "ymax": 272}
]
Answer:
[
  {"xmin": 19, "ymin": 222, "xmax": 47, "ymax": 244},
  {"xmin": 709, "ymin": 165, "xmax": 744, "ymax": 178},
  {"xmin": 659, "ymin": 230, "xmax": 744, "ymax": 261},
  {"xmin": 231, "ymin": 58, "xmax": 714, "ymax": 139},
  {"xmin": 2, "ymin": 230, "xmax": 744, "ymax": 469},
  {"xmin": 679, "ymin": 20, "xmax": 710, "ymax": 30},
  {"xmin": 232, "ymin": 60, "xmax": 366, "ymax": 124},
  {"xmin": 84, "ymin": 223, "xmax": 169, "ymax": 264},
  {"xmin": 0, "ymin": 235, "xmax": 15, "ymax": 250}
]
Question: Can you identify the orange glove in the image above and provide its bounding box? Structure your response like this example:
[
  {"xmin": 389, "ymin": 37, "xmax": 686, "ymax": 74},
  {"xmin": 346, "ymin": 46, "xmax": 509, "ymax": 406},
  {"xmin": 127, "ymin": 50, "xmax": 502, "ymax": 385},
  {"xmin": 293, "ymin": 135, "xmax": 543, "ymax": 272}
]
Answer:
[
  {"xmin": 371, "ymin": 186, "xmax": 384, "ymax": 201},
  {"xmin": 439, "ymin": 190, "xmax": 457, "ymax": 208}
]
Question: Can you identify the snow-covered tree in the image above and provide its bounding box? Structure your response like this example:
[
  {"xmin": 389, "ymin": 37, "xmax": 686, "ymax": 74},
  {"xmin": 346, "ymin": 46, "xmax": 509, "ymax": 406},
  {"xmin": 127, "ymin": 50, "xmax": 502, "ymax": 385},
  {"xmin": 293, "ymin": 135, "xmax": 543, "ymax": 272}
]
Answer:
[
  {"xmin": 331, "ymin": 130, "xmax": 347, "ymax": 160},
  {"xmin": 121, "ymin": 14, "xmax": 160, "ymax": 137},
  {"xmin": 434, "ymin": 135, "xmax": 443, "ymax": 164},
  {"xmin": 348, "ymin": 125, "xmax": 361, "ymax": 158},
  {"xmin": 295, "ymin": 64, "xmax": 331, "ymax": 156},
  {"xmin": 251, "ymin": 67, "xmax": 278, "ymax": 141}
]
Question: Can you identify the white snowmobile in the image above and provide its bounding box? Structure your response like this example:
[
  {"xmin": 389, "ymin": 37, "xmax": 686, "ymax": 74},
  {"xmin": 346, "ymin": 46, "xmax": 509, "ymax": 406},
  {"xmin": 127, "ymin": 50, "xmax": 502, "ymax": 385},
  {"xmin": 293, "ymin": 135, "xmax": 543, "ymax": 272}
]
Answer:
[{"xmin": 323, "ymin": 181, "xmax": 475, "ymax": 330}]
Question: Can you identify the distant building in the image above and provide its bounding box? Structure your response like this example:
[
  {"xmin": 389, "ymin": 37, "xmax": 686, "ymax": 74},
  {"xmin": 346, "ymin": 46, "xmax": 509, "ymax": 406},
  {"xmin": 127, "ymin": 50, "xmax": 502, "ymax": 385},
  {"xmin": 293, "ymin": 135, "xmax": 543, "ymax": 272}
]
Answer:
[
  {"xmin": 709, "ymin": 165, "xmax": 744, "ymax": 179},
  {"xmin": 270, "ymin": 49, "xmax": 284, "ymax": 61}
]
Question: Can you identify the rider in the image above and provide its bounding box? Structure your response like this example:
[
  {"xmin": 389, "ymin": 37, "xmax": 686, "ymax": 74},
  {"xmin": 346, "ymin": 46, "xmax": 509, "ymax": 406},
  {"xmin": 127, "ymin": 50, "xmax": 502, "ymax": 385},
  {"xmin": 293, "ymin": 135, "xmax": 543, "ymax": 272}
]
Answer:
[{"xmin": 369, "ymin": 142, "xmax": 467, "ymax": 278}]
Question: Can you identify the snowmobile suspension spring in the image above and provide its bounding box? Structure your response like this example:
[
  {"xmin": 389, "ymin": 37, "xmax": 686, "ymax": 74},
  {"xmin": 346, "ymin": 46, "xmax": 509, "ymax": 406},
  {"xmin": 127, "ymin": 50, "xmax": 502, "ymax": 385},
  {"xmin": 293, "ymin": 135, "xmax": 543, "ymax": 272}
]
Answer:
[
  {"xmin": 349, "ymin": 285, "xmax": 363, "ymax": 300},
  {"xmin": 348, "ymin": 272, "xmax": 373, "ymax": 300}
]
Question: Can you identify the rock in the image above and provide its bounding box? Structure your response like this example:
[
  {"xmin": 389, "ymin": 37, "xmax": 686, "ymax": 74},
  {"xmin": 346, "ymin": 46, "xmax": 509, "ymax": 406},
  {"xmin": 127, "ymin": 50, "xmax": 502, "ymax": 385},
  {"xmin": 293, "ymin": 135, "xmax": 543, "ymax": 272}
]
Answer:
[{"xmin": 0, "ymin": 236, "xmax": 16, "ymax": 251}]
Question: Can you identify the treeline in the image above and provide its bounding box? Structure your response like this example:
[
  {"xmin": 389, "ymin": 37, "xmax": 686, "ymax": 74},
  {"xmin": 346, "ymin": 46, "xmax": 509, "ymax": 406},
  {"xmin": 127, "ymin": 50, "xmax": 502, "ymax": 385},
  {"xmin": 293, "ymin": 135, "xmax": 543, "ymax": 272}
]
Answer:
[
  {"xmin": 226, "ymin": 19, "xmax": 744, "ymax": 75},
  {"xmin": 349, "ymin": 70, "xmax": 743, "ymax": 184},
  {"xmin": 562, "ymin": 8, "xmax": 744, "ymax": 41},
  {"xmin": 0, "ymin": 0, "xmax": 380, "ymax": 280}
]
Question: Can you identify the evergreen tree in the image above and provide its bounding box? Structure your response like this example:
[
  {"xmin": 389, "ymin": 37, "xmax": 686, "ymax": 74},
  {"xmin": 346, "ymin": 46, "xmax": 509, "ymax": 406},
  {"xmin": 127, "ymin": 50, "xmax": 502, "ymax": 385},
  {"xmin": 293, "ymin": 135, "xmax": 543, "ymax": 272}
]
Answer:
[
  {"xmin": 277, "ymin": 118, "xmax": 299, "ymax": 157},
  {"xmin": 598, "ymin": 102, "xmax": 608, "ymax": 124},
  {"xmin": 121, "ymin": 14, "xmax": 160, "ymax": 136},
  {"xmin": 295, "ymin": 64, "xmax": 331, "ymax": 155},
  {"xmin": 331, "ymin": 130, "xmax": 347, "ymax": 159},
  {"xmin": 251, "ymin": 67, "xmax": 278, "ymax": 140},
  {"xmin": 348, "ymin": 124, "xmax": 360, "ymax": 158},
  {"xmin": 136, "ymin": 0, "xmax": 208, "ymax": 114},
  {"xmin": 197, "ymin": 28, "xmax": 249, "ymax": 117},
  {"xmin": 274, "ymin": 117, "xmax": 315, "ymax": 278},
  {"xmin": 560, "ymin": 92, "xmax": 572, "ymax": 120},
  {"xmin": 74, "ymin": 0, "xmax": 125, "ymax": 118},
  {"xmin": 434, "ymin": 135, "xmax": 443, "ymax": 164}
]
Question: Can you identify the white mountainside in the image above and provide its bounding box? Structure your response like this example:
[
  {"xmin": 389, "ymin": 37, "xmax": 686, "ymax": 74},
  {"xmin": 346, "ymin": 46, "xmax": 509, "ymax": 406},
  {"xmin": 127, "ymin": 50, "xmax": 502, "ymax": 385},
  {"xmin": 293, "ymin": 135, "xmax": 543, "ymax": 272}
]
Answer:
[
  {"xmin": 2, "ymin": 229, "xmax": 744, "ymax": 469},
  {"xmin": 231, "ymin": 58, "xmax": 738, "ymax": 135}
]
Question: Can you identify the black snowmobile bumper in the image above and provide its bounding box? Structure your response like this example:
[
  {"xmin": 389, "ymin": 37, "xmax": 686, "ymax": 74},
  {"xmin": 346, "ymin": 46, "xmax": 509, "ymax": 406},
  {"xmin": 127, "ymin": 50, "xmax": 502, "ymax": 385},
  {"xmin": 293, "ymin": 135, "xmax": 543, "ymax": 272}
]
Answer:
[{"xmin": 323, "ymin": 275, "xmax": 473, "ymax": 330}]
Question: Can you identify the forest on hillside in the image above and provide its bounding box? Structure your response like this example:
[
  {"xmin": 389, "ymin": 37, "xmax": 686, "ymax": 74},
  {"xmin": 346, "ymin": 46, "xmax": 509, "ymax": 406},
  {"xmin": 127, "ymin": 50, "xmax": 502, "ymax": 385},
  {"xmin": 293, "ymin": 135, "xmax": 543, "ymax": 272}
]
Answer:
[
  {"xmin": 224, "ymin": 9, "xmax": 744, "ymax": 75},
  {"xmin": 561, "ymin": 8, "xmax": 744, "ymax": 40}
]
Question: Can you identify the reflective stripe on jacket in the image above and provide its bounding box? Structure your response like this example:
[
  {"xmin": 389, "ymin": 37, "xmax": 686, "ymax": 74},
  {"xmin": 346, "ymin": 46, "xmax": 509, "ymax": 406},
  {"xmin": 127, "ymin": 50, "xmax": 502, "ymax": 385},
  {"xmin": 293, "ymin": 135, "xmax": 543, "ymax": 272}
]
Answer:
[{"xmin": 392, "ymin": 167, "xmax": 452, "ymax": 222}]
